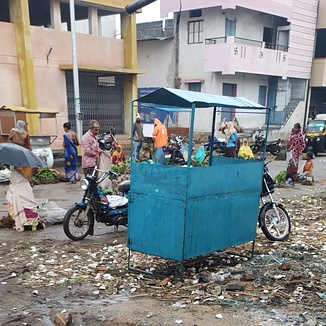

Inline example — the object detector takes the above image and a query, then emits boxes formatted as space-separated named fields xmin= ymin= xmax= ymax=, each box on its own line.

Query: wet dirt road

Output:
xmin=0 ymin=157 xmax=325 ymax=325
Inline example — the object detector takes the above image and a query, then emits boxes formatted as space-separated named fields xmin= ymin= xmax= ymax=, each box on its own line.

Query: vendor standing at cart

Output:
xmin=152 ymin=118 xmax=168 ymax=165
xmin=7 ymin=120 xmax=33 ymax=185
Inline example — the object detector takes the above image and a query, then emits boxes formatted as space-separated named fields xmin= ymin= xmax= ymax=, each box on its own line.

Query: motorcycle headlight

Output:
xmin=80 ymin=179 xmax=89 ymax=191
xmin=317 ymin=137 xmax=321 ymax=142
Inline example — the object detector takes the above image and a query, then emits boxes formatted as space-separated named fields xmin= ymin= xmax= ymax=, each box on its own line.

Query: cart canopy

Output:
xmin=135 ymin=87 xmax=265 ymax=109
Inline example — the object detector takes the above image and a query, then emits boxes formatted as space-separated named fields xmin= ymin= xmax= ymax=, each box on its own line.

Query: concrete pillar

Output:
xmin=9 ymin=0 xmax=39 ymax=134
xmin=50 ymin=0 xmax=62 ymax=30
xmin=121 ymin=12 xmax=138 ymax=134
xmin=88 ymin=7 xmax=98 ymax=35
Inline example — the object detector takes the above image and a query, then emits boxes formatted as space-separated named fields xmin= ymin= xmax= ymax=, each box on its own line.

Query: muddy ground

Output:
xmin=0 ymin=157 xmax=325 ymax=326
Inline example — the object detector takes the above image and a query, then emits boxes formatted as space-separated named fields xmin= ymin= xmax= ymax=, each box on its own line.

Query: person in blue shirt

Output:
xmin=225 ymin=121 xmax=237 ymax=158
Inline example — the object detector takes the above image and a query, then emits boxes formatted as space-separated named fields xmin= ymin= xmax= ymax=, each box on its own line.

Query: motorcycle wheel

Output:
xmin=250 ymin=145 xmax=260 ymax=154
xmin=269 ymin=146 xmax=281 ymax=155
xmin=260 ymin=203 xmax=291 ymax=241
xmin=63 ymin=206 xmax=94 ymax=241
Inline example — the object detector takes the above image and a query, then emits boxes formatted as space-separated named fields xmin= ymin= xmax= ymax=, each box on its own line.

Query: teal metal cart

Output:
xmin=128 ymin=88 xmax=270 ymax=277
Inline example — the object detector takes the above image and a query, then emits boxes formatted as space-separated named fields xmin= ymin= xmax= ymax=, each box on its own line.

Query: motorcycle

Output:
xmin=259 ymin=161 xmax=291 ymax=241
xmin=63 ymin=167 xmax=129 ymax=241
xmin=165 ymin=134 xmax=193 ymax=165
xmin=251 ymin=129 xmax=281 ymax=155
xmin=98 ymin=127 xmax=118 ymax=153
xmin=204 ymin=135 xmax=226 ymax=154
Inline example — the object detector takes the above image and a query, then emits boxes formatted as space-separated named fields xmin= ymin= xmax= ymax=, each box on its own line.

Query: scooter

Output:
xmin=259 ymin=161 xmax=291 ymax=241
xmin=251 ymin=129 xmax=281 ymax=155
xmin=98 ymin=127 xmax=118 ymax=153
xmin=63 ymin=167 xmax=129 ymax=241
xmin=204 ymin=135 xmax=226 ymax=154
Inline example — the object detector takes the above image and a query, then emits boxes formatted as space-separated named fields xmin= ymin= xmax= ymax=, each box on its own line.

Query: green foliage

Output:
xmin=274 ymin=170 xmax=287 ymax=184
xmin=111 ymin=162 xmax=126 ymax=174
xmin=33 ymin=168 xmax=59 ymax=184
xmin=102 ymin=188 xmax=113 ymax=195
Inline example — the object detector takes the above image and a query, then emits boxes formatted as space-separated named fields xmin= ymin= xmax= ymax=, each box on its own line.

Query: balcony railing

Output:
xmin=204 ymin=35 xmax=288 ymax=77
xmin=205 ymin=36 xmax=288 ymax=52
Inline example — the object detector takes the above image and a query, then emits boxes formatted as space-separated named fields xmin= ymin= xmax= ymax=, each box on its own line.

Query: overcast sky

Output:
xmin=136 ymin=0 xmax=164 ymax=23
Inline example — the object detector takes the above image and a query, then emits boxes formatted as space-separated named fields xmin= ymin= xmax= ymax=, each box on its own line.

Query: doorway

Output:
xmin=222 ymin=83 xmax=237 ymax=121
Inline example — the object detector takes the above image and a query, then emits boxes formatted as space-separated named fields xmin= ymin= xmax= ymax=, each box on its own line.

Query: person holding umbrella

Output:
xmin=7 ymin=120 xmax=33 ymax=185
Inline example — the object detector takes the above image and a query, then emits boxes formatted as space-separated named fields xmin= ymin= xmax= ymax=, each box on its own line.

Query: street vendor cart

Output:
xmin=0 ymin=106 xmax=58 ymax=167
xmin=127 ymin=87 xmax=270 ymax=278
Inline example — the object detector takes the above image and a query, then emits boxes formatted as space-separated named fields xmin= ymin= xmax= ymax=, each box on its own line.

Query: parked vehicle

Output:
xmin=204 ymin=135 xmax=226 ymax=155
xmin=251 ymin=129 xmax=281 ymax=155
xmin=304 ymin=119 xmax=326 ymax=156
xmin=259 ymin=161 xmax=291 ymax=241
xmin=98 ymin=127 xmax=118 ymax=152
xmin=165 ymin=134 xmax=193 ymax=165
xmin=63 ymin=167 xmax=129 ymax=241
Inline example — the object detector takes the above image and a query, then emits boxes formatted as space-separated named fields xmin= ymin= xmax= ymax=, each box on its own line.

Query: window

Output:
xmin=188 ymin=83 xmax=201 ymax=92
xmin=98 ymin=76 xmax=116 ymax=87
xmin=189 ymin=10 xmax=202 ymax=18
xmin=258 ymin=86 xmax=267 ymax=106
xmin=0 ymin=1 xmax=10 ymax=23
xmin=188 ymin=20 xmax=203 ymax=44
xmin=225 ymin=19 xmax=236 ymax=37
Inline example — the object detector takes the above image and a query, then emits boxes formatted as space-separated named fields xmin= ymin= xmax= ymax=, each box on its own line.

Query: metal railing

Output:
xmin=205 ymin=36 xmax=288 ymax=52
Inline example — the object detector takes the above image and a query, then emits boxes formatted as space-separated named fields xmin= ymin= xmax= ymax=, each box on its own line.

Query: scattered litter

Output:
xmin=0 ymin=194 xmax=325 ymax=322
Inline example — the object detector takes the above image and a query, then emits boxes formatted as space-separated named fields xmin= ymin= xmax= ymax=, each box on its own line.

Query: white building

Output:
xmin=137 ymin=0 xmax=318 ymax=139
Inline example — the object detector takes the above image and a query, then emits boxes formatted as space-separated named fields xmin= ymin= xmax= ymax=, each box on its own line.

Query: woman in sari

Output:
xmin=63 ymin=122 xmax=80 ymax=183
xmin=7 ymin=120 xmax=33 ymax=185
xmin=286 ymin=122 xmax=306 ymax=185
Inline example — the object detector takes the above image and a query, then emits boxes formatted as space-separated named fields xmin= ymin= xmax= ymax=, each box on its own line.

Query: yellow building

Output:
xmin=0 ymin=0 xmax=143 ymax=149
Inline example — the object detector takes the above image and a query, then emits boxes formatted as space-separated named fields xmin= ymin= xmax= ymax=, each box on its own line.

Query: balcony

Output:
xmin=204 ymin=36 xmax=288 ymax=78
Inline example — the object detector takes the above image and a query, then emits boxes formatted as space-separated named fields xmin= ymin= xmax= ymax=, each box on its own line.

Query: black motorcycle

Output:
xmin=259 ymin=161 xmax=291 ymax=241
xmin=204 ymin=135 xmax=226 ymax=154
xmin=251 ymin=129 xmax=281 ymax=155
xmin=63 ymin=167 xmax=129 ymax=241
xmin=98 ymin=127 xmax=118 ymax=152
xmin=165 ymin=134 xmax=193 ymax=165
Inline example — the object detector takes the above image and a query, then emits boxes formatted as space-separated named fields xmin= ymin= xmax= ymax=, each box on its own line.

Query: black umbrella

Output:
xmin=0 ymin=143 xmax=46 ymax=168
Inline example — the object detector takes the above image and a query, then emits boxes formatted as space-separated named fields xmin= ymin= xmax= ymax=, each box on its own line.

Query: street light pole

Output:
xmin=69 ymin=0 xmax=82 ymax=141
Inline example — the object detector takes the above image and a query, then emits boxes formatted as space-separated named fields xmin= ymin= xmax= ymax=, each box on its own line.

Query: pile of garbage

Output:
xmin=0 ymin=193 xmax=325 ymax=324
